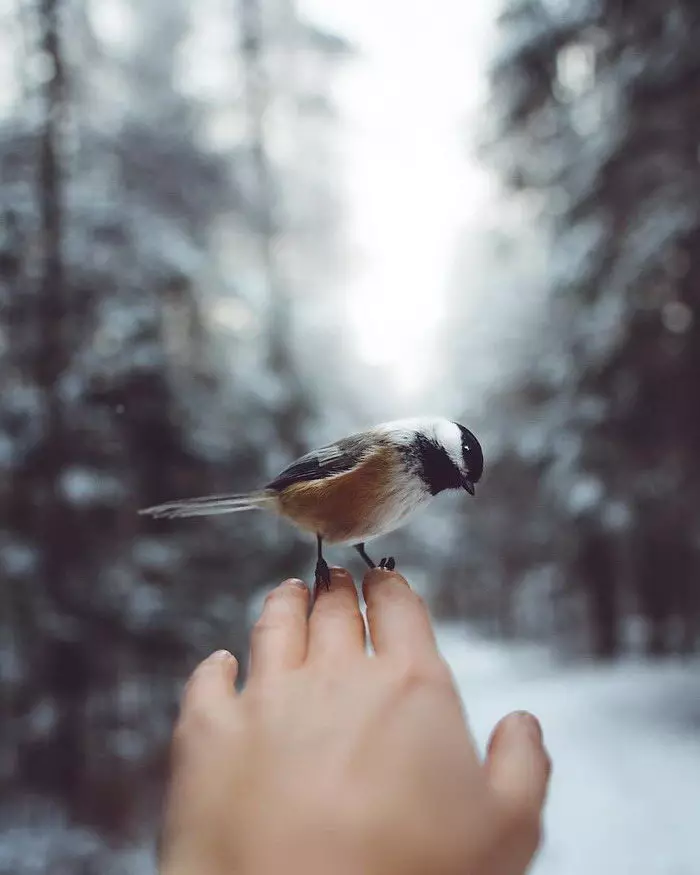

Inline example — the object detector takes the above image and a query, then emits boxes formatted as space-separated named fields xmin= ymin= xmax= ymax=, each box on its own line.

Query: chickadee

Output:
xmin=139 ymin=417 xmax=484 ymax=588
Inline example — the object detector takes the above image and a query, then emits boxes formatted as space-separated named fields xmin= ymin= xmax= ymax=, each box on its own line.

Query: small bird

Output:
xmin=139 ymin=417 xmax=484 ymax=588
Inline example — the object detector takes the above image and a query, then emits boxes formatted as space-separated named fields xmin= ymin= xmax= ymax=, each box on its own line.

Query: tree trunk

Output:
xmin=576 ymin=530 xmax=620 ymax=659
xmin=34 ymin=0 xmax=88 ymax=807
xmin=238 ymin=0 xmax=309 ymax=458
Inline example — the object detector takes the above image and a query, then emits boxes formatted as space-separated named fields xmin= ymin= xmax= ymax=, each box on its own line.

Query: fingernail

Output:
xmin=511 ymin=711 xmax=543 ymax=744
xmin=283 ymin=578 xmax=308 ymax=590
xmin=211 ymin=649 xmax=232 ymax=662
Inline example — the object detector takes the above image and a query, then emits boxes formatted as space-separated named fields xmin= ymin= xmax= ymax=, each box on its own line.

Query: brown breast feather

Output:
xmin=274 ymin=444 xmax=397 ymax=543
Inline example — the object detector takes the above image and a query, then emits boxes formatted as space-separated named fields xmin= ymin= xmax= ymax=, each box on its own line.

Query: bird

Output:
xmin=139 ymin=417 xmax=484 ymax=589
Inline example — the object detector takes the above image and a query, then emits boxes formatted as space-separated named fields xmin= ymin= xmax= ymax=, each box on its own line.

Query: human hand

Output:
xmin=160 ymin=567 xmax=551 ymax=875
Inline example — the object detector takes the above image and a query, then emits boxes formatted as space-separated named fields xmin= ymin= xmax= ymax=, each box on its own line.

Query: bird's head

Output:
xmin=437 ymin=422 xmax=484 ymax=495
xmin=449 ymin=421 xmax=484 ymax=496
xmin=382 ymin=417 xmax=484 ymax=497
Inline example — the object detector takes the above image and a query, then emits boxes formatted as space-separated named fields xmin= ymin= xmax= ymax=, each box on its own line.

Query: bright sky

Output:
xmin=3 ymin=0 xmax=506 ymax=407
xmin=299 ymin=0 xmax=498 ymax=398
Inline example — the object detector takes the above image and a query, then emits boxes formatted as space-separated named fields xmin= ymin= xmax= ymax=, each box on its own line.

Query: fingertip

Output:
xmin=260 ymin=577 xmax=310 ymax=615
xmin=490 ymin=711 xmax=544 ymax=749
xmin=312 ymin=566 xmax=356 ymax=599
xmin=183 ymin=648 xmax=239 ymax=710
xmin=362 ymin=566 xmax=409 ymax=597
xmin=279 ymin=577 xmax=310 ymax=595
xmin=195 ymin=648 xmax=238 ymax=676
xmin=248 ymin=575 xmax=311 ymax=681
xmin=362 ymin=567 xmax=439 ymax=661
xmin=307 ymin=565 xmax=365 ymax=657
xmin=328 ymin=566 xmax=355 ymax=589
xmin=329 ymin=565 xmax=353 ymax=579
xmin=282 ymin=576 xmax=308 ymax=587
xmin=487 ymin=711 xmax=551 ymax=815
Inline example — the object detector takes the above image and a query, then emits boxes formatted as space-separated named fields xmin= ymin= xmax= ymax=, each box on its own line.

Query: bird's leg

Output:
xmin=355 ymin=544 xmax=396 ymax=572
xmin=354 ymin=542 xmax=376 ymax=569
xmin=315 ymin=533 xmax=331 ymax=590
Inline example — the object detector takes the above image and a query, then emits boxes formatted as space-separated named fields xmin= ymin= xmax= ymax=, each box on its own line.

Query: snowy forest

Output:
xmin=442 ymin=0 xmax=700 ymax=658
xmin=1 ymin=0 xmax=699 ymax=872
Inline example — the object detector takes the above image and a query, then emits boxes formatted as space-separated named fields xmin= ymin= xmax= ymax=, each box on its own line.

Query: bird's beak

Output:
xmin=461 ymin=476 xmax=475 ymax=496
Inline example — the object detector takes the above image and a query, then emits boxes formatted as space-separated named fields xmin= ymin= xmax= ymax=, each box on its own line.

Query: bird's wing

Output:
xmin=266 ymin=433 xmax=377 ymax=492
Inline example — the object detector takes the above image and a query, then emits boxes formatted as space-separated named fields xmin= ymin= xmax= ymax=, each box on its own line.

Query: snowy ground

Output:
xmin=437 ymin=624 xmax=700 ymax=875
xmin=3 ymin=623 xmax=699 ymax=874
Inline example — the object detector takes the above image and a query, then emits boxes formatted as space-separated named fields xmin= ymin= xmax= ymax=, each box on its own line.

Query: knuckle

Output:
xmin=255 ymin=594 xmax=292 ymax=630
xmin=407 ymin=590 xmax=437 ymax=625
xmin=387 ymin=659 xmax=444 ymax=697
xmin=251 ymin=616 xmax=281 ymax=642
xmin=171 ymin=701 xmax=239 ymax=764
xmin=382 ymin=661 xmax=460 ymax=718
xmin=400 ymin=653 xmax=455 ymax=685
xmin=176 ymin=700 xmax=215 ymax=740
xmin=387 ymin=582 xmax=427 ymax=610
xmin=263 ymin=587 xmax=285 ymax=609
xmin=177 ymin=685 xmax=230 ymax=740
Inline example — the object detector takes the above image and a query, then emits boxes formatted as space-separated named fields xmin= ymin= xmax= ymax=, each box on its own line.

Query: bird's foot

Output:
xmin=378 ymin=557 xmax=396 ymax=571
xmin=314 ymin=557 xmax=331 ymax=590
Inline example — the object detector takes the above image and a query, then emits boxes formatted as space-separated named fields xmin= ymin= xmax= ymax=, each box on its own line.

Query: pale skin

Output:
xmin=160 ymin=567 xmax=552 ymax=875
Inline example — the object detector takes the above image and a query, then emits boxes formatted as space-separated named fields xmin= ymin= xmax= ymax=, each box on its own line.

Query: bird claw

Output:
xmin=314 ymin=558 xmax=331 ymax=590
xmin=378 ymin=557 xmax=396 ymax=571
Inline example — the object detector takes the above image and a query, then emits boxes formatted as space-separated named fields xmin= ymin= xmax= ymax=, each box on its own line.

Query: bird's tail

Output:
xmin=139 ymin=490 xmax=275 ymax=520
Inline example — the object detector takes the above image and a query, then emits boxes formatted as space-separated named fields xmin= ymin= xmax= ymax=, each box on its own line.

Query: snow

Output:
xmin=437 ymin=624 xmax=700 ymax=875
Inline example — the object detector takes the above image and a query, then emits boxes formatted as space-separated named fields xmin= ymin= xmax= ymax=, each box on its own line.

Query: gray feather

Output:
xmin=139 ymin=492 xmax=272 ymax=519
xmin=265 ymin=433 xmax=375 ymax=492
xmin=140 ymin=432 xmax=378 ymax=521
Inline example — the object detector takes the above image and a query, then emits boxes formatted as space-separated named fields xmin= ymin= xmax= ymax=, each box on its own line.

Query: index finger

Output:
xmin=363 ymin=568 xmax=439 ymax=663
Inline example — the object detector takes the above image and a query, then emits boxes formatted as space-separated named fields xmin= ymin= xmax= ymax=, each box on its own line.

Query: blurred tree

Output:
xmin=238 ymin=0 xmax=314 ymax=460
xmin=0 ymin=0 xmax=348 ymax=866
xmin=476 ymin=0 xmax=700 ymax=656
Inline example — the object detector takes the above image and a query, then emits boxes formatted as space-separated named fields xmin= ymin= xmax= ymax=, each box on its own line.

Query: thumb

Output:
xmin=485 ymin=711 xmax=551 ymax=821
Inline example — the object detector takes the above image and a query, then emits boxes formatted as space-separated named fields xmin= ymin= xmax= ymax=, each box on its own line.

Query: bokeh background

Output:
xmin=1 ymin=0 xmax=699 ymax=872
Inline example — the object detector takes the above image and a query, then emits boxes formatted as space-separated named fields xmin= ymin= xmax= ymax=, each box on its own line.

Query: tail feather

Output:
xmin=139 ymin=491 xmax=274 ymax=520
